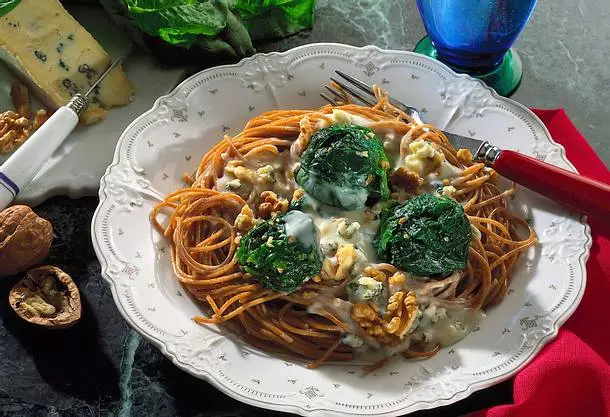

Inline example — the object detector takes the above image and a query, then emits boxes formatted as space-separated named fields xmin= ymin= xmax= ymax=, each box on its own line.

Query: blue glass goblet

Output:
xmin=414 ymin=0 xmax=537 ymax=96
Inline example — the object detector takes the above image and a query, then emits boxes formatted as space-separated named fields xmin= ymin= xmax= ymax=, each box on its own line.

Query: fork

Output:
xmin=320 ymin=70 xmax=610 ymax=221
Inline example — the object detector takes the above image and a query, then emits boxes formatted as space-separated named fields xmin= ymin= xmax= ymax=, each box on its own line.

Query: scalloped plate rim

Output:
xmin=91 ymin=43 xmax=592 ymax=416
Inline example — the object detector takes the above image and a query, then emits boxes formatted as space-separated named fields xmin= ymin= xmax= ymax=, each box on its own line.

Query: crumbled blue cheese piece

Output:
xmin=404 ymin=140 xmax=445 ymax=176
xmin=337 ymin=219 xmax=361 ymax=239
xmin=332 ymin=109 xmax=352 ymax=124
xmin=358 ymin=276 xmax=381 ymax=291
xmin=225 ymin=179 xmax=241 ymax=191
xmin=225 ymin=163 xmax=256 ymax=183
xmin=346 ymin=275 xmax=385 ymax=303
xmin=422 ymin=302 xmax=448 ymax=324
xmin=440 ymin=185 xmax=457 ymax=198
xmin=328 ymin=109 xmax=374 ymax=127
xmin=256 ymin=165 xmax=275 ymax=184
xmin=416 ymin=302 xmax=483 ymax=346
xmin=342 ymin=334 xmax=364 ymax=348
xmin=320 ymin=239 xmax=338 ymax=256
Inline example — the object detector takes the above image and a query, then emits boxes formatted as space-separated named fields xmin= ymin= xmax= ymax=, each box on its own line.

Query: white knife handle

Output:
xmin=0 ymin=106 xmax=79 ymax=210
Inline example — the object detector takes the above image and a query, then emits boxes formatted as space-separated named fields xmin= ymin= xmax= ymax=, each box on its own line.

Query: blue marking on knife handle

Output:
xmin=0 ymin=172 xmax=19 ymax=196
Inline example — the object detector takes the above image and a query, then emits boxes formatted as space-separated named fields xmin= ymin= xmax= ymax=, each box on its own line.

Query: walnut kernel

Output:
xmin=0 ymin=111 xmax=30 ymax=153
xmin=32 ymin=109 xmax=50 ymax=130
xmin=10 ymin=81 xmax=30 ymax=118
xmin=351 ymin=290 xmax=419 ymax=345
xmin=335 ymin=244 xmax=356 ymax=280
xmin=362 ymin=266 xmax=387 ymax=282
xmin=234 ymin=205 xmax=256 ymax=232
xmin=9 ymin=265 xmax=81 ymax=328
xmin=351 ymin=303 xmax=397 ymax=346
xmin=457 ymin=148 xmax=473 ymax=165
xmin=291 ymin=188 xmax=305 ymax=204
xmin=257 ymin=191 xmax=288 ymax=219
xmin=390 ymin=167 xmax=423 ymax=193
xmin=384 ymin=290 xmax=418 ymax=338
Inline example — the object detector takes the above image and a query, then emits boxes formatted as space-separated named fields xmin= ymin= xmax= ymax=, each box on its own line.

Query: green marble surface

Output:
xmin=1 ymin=1 xmax=608 ymax=417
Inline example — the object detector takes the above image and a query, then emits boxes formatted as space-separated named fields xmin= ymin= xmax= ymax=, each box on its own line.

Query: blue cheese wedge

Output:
xmin=0 ymin=0 xmax=135 ymax=124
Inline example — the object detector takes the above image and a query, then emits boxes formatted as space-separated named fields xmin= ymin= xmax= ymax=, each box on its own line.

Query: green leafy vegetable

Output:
xmin=233 ymin=0 xmax=316 ymax=41
xmin=236 ymin=210 xmax=322 ymax=293
xmin=295 ymin=124 xmax=390 ymax=210
xmin=123 ymin=0 xmax=236 ymax=46
xmin=97 ymin=0 xmax=315 ymax=64
xmin=0 ymin=0 xmax=20 ymax=16
xmin=376 ymin=194 xmax=472 ymax=277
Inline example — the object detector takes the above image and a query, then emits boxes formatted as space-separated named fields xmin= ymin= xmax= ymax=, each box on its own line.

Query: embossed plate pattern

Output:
xmin=91 ymin=44 xmax=591 ymax=416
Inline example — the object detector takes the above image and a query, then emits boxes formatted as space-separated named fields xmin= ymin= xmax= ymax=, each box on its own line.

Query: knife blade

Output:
xmin=441 ymin=131 xmax=487 ymax=160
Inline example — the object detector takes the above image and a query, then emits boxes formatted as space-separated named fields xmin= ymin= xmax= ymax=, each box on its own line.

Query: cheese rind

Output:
xmin=0 ymin=0 xmax=134 ymax=124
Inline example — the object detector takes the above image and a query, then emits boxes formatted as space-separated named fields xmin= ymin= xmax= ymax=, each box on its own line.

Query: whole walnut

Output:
xmin=0 ymin=205 xmax=53 ymax=278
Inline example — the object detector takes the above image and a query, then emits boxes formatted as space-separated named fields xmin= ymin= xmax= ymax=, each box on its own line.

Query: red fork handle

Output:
xmin=492 ymin=150 xmax=610 ymax=220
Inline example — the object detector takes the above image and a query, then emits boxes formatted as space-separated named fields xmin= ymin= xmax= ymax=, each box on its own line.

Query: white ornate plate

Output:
xmin=91 ymin=43 xmax=591 ymax=416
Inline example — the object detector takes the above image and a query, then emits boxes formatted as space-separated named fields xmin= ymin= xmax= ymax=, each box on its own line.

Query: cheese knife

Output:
xmin=0 ymin=54 xmax=128 ymax=210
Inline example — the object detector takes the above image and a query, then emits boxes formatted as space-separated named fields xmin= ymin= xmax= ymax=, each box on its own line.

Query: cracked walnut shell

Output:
xmin=9 ymin=266 xmax=81 ymax=329
xmin=0 ymin=205 xmax=53 ymax=278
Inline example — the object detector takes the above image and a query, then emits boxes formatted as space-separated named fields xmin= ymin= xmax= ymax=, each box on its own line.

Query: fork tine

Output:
xmin=329 ymin=77 xmax=377 ymax=107
xmin=335 ymin=70 xmax=422 ymax=122
xmin=325 ymin=85 xmax=347 ymax=101
xmin=320 ymin=92 xmax=338 ymax=106
xmin=335 ymin=70 xmax=376 ymax=97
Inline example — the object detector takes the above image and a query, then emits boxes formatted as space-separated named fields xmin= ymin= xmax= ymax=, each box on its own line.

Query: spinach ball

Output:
xmin=376 ymin=194 xmax=472 ymax=277
xmin=295 ymin=124 xmax=390 ymax=210
xmin=236 ymin=210 xmax=322 ymax=293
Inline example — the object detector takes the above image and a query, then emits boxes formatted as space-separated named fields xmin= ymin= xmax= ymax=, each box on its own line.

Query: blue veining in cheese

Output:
xmin=0 ymin=0 xmax=134 ymax=124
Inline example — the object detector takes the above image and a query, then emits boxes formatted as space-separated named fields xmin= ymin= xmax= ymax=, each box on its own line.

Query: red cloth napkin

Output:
xmin=469 ymin=109 xmax=610 ymax=417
